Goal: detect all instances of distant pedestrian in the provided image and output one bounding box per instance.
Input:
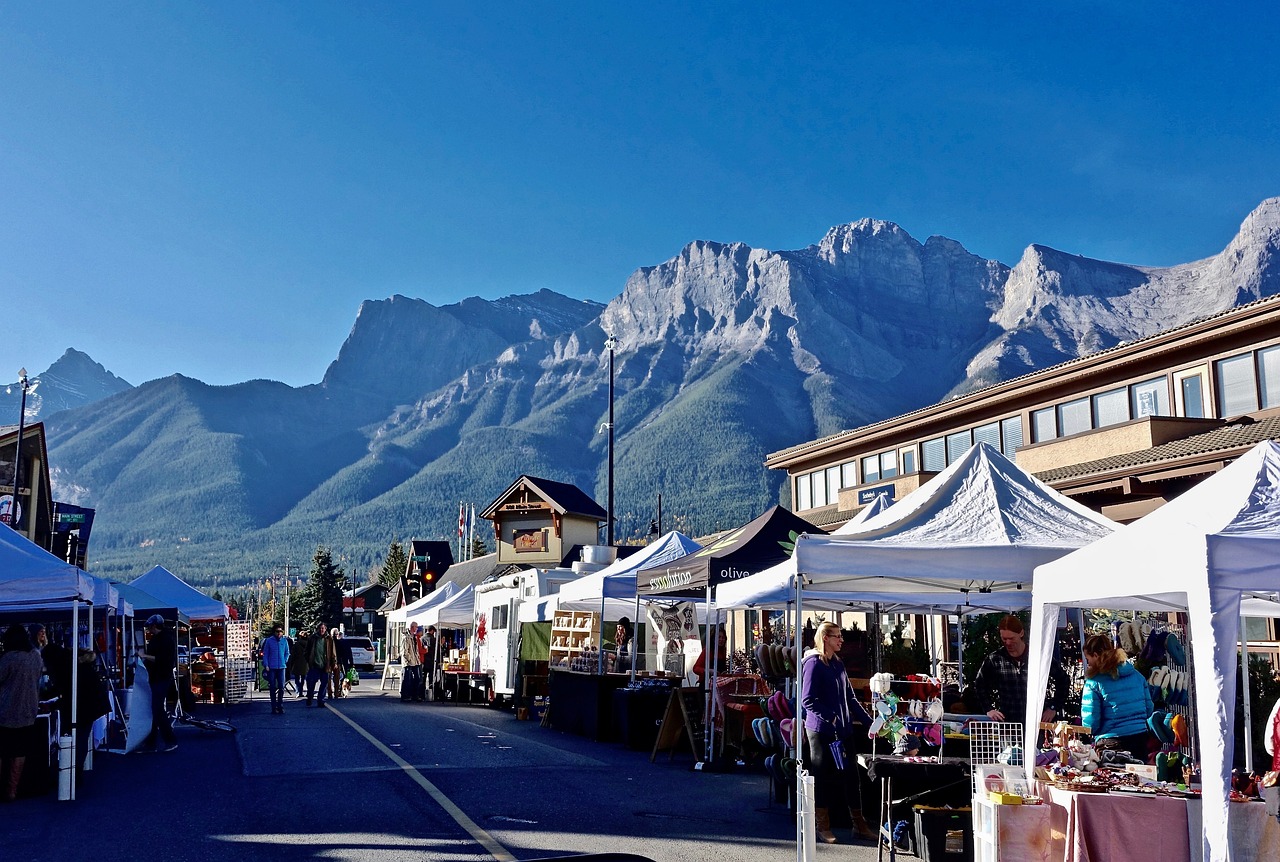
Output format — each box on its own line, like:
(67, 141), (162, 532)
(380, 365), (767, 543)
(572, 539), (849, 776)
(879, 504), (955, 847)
(333, 631), (353, 698)
(0, 624), (44, 801)
(401, 623), (423, 702)
(137, 615), (178, 753)
(422, 625), (438, 699)
(306, 623), (335, 707)
(261, 625), (290, 715)
(288, 632), (310, 698)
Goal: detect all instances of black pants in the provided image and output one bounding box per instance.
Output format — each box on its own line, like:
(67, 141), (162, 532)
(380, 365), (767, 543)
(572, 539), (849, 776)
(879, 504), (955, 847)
(144, 679), (177, 749)
(402, 665), (423, 700)
(802, 727), (864, 812)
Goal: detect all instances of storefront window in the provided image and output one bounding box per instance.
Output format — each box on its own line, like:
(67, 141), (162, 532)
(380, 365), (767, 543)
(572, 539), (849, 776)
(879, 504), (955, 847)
(973, 421), (1000, 451)
(796, 474), (812, 511)
(1001, 416), (1023, 455)
(826, 466), (842, 502)
(945, 430), (970, 463)
(862, 455), (880, 484)
(879, 451), (898, 479)
(922, 438), (945, 472)
(1092, 387), (1129, 428)
(841, 461), (858, 489)
(899, 446), (917, 474)
(1261, 346), (1280, 409)
(1031, 407), (1056, 443)
(1130, 377), (1169, 418)
(1057, 397), (1091, 437)
(812, 471), (828, 507)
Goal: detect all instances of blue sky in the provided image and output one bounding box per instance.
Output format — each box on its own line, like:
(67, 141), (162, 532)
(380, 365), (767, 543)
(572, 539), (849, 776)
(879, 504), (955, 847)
(2, 3), (1277, 387)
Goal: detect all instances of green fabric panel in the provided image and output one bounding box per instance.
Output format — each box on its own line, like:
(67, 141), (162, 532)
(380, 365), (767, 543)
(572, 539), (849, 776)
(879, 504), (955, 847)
(520, 622), (551, 661)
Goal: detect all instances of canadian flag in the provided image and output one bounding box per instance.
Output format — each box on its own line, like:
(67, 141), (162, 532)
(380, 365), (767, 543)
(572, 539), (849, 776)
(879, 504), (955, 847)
(458, 501), (465, 539)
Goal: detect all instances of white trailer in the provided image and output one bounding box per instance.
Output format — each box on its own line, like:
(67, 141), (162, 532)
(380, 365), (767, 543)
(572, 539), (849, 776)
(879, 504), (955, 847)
(472, 566), (578, 703)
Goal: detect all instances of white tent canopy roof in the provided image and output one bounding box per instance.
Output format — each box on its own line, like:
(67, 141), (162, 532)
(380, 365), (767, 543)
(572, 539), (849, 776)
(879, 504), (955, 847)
(0, 522), (95, 608)
(830, 490), (895, 534)
(793, 442), (1117, 594)
(419, 583), (475, 629)
(556, 531), (702, 609)
(386, 581), (460, 624)
(131, 565), (228, 620)
(1028, 440), (1280, 862)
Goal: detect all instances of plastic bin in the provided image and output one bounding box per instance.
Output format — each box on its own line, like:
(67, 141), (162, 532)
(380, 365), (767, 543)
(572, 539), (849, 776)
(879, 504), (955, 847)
(913, 805), (973, 862)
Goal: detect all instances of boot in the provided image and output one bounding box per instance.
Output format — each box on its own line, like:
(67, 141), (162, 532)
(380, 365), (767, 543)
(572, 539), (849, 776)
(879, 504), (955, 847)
(814, 807), (838, 844)
(849, 809), (877, 842)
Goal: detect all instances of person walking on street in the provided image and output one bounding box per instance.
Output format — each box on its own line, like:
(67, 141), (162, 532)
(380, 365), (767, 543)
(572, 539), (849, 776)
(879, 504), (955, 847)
(401, 623), (423, 702)
(421, 625), (438, 700)
(306, 623), (336, 707)
(288, 631), (310, 699)
(261, 625), (290, 715)
(0, 624), (45, 801)
(333, 630), (353, 698)
(137, 615), (178, 752)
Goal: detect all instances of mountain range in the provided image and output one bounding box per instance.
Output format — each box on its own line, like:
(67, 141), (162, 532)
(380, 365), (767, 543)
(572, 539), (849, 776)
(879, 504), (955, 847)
(29, 198), (1280, 589)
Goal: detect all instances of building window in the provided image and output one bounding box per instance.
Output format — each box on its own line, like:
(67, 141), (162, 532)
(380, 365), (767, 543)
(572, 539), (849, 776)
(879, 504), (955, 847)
(826, 466), (842, 502)
(879, 451), (898, 479)
(861, 455), (879, 484)
(1093, 387), (1129, 428)
(1260, 345), (1280, 409)
(1058, 397), (1091, 437)
(1001, 416), (1023, 456)
(899, 446), (917, 474)
(1131, 377), (1169, 418)
(945, 430), (971, 463)
(841, 461), (858, 489)
(1217, 353), (1259, 416)
(796, 474), (812, 511)
(1032, 407), (1056, 443)
(922, 438), (945, 472)
(973, 421), (1000, 451)
(1175, 367), (1208, 418)
(812, 471), (828, 508)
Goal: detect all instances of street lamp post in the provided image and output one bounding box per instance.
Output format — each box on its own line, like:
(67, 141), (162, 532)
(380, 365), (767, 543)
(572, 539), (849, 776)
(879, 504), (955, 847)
(605, 334), (617, 545)
(5, 368), (34, 533)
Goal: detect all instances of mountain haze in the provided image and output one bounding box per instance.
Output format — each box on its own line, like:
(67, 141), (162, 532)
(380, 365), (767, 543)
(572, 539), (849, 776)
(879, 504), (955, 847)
(40, 198), (1280, 588)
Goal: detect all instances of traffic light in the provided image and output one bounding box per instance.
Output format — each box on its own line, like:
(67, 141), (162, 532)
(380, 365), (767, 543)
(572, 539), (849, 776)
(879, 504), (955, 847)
(403, 576), (421, 603)
(422, 570), (437, 595)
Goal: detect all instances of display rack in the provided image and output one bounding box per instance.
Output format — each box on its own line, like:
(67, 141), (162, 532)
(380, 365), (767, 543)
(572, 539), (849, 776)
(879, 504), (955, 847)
(549, 610), (600, 669)
(969, 721), (1025, 862)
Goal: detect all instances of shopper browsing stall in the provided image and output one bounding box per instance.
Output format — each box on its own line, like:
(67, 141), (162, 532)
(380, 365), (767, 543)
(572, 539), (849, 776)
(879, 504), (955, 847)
(0, 624), (44, 801)
(972, 614), (1068, 724)
(1080, 633), (1153, 759)
(801, 621), (876, 844)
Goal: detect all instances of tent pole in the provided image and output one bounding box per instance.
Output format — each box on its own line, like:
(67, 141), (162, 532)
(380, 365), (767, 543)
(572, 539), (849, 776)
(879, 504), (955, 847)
(795, 573), (806, 862)
(704, 584), (713, 765)
(69, 597), (80, 801)
(598, 594), (605, 675)
(957, 613), (966, 689)
(631, 591), (639, 685)
(1240, 605), (1254, 773)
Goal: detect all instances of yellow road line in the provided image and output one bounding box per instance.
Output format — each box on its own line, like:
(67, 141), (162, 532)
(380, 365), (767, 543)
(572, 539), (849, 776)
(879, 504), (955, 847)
(325, 703), (516, 862)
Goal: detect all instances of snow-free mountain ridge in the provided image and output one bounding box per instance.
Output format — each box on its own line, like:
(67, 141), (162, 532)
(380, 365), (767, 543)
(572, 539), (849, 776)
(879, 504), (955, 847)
(34, 198), (1280, 587)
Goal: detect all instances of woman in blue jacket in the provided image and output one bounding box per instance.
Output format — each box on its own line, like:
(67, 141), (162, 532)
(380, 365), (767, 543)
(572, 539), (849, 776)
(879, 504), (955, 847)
(1081, 633), (1153, 759)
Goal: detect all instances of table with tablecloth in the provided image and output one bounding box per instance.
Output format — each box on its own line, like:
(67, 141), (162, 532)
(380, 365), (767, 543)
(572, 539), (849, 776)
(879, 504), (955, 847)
(999, 785), (1280, 862)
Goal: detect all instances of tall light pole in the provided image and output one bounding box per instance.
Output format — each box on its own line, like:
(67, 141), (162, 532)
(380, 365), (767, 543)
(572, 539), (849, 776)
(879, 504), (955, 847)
(5, 368), (35, 533)
(605, 334), (617, 545)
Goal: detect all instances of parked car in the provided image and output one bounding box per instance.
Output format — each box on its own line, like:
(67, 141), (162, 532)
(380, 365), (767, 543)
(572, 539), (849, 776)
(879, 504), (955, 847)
(344, 636), (375, 670)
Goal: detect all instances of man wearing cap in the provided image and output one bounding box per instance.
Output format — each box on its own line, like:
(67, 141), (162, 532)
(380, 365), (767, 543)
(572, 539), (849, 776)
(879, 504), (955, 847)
(137, 615), (178, 752)
(261, 625), (290, 715)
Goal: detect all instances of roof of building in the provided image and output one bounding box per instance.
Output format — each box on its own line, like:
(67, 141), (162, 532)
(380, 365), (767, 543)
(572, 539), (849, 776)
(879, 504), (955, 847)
(1035, 414), (1280, 484)
(437, 552), (522, 590)
(481, 475), (607, 521)
(767, 292), (1280, 463)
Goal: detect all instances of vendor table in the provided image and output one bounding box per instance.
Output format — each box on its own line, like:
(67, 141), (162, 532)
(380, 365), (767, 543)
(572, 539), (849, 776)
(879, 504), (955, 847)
(548, 670), (630, 741)
(439, 670), (490, 704)
(863, 755), (972, 862)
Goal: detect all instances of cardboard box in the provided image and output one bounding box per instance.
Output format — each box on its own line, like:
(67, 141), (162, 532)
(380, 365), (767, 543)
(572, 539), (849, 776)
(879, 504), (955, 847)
(988, 791), (1023, 805)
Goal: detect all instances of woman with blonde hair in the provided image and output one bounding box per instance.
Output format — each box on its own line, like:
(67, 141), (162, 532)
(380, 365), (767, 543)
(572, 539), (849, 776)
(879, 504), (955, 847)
(1081, 633), (1153, 759)
(801, 620), (875, 843)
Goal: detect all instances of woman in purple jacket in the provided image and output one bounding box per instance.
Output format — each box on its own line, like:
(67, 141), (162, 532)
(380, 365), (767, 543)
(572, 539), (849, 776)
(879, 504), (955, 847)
(802, 620), (876, 844)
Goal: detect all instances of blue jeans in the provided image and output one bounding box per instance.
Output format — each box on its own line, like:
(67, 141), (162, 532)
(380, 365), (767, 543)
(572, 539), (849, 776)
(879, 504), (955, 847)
(306, 668), (328, 704)
(265, 668), (286, 710)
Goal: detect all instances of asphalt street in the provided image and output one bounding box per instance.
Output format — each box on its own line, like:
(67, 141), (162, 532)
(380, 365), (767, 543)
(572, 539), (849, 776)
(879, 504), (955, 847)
(5, 673), (889, 862)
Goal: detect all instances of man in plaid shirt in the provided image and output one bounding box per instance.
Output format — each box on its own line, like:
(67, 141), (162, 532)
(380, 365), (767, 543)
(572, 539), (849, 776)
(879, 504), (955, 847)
(971, 615), (1068, 724)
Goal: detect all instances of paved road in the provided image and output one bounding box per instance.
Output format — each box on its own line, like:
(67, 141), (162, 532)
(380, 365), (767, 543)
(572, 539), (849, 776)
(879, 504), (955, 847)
(7, 673), (889, 862)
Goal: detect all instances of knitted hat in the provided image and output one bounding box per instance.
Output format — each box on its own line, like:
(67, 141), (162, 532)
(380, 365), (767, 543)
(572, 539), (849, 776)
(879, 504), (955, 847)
(1140, 629), (1169, 664)
(1148, 709), (1174, 745)
(1165, 633), (1186, 666)
(1170, 713), (1189, 747)
(1119, 621), (1144, 656)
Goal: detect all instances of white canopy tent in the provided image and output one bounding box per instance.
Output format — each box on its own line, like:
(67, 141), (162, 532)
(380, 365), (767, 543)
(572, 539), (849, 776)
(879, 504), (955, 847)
(419, 583), (476, 630)
(555, 530), (702, 609)
(131, 566), (228, 620)
(830, 489), (894, 534)
(1028, 439), (1280, 862)
(386, 581), (460, 625)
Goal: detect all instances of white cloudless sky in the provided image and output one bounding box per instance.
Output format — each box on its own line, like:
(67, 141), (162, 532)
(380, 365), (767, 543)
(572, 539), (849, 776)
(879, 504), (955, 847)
(2, 3), (1277, 387)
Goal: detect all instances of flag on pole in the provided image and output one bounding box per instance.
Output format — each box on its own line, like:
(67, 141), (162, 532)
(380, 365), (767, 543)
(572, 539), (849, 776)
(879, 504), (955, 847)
(458, 501), (465, 539)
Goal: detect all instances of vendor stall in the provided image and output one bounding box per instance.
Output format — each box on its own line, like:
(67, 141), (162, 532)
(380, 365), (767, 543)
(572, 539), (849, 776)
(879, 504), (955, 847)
(417, 584), (480, 702)
(1028, 440), (1280, 862)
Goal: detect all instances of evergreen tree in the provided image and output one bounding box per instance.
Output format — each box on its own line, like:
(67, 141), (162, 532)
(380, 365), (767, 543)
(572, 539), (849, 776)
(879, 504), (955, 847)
(294, 546), (350, 632)
(469, 536), (488, 559)
(378, 541), (408, 589)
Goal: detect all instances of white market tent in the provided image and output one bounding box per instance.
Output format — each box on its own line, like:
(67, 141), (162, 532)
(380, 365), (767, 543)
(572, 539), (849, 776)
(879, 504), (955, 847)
(386, 581), (460, 625)
(792, 442), (1118, 595)
(419, 583), (476, 629)
(556, 530), (703, 609)
(131, 565), (228, 620)
(1028, 439), (1280, 862)
(830, 489), (894, 534)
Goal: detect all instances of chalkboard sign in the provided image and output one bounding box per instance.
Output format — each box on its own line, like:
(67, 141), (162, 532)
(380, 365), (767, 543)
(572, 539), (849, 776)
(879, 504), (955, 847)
(650, 686), (706, 762)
